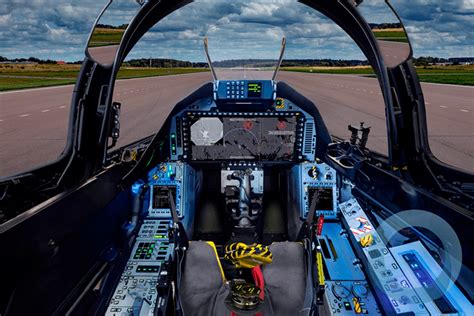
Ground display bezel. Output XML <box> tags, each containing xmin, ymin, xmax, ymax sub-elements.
<box><xmin>181</xmin><ymin>111</ymin><xmax>305</xmax><ymax>162</ymax></box>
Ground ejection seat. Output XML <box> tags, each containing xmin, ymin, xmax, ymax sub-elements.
<box><xmin>178</xmin><ymin>240</ymin><xmax>309</xmax><ymax>316</ymax></box>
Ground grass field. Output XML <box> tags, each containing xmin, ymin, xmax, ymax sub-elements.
<box><xmin>0</xmin><ymin>77</ymin><xmax>76</xmax><ymax>91</ymax></box>
<box><xmin>282</xmin><ymin>66</ymin><xmax>374</xmax><ymax>75</ymax></box>
<box><xmin>1</xmin><ymin>63</ymin><xmax>472</xmax><ymax>91</ymax></box>
<box><xmin>89</xmin><ymin>28</ymin><xmax>125</xmax><ymax>47</ymax></box>
<box><xmin>372</xmin><ymin>28</ymin><xmax>409</xmax><ymax>43</ymax></box>
<box><xmin>0</xmin><ymin>63</ymin><xmax>209</xmax><ymax>91</ymax></box>
<box><xmin>282</xmin><ymin>65</ymin><xmax>474</xmax><ymax>86</ymax></box>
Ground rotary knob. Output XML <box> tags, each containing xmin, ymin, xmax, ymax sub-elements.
<box><xmin>307</xmin><ymin>166</ymin><xmax>318</xmax><ymax>179</ymax></box>
<box><xmin>352</xmin><ymin>282</ymin><xmax>368</xmax><ymax>298</ymax></box>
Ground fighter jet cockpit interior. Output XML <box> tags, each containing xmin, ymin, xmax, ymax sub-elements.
<box><xmin>0</xmin><ymin>1</ymin><xmax>472</xmax><ymax>316</ymax></box>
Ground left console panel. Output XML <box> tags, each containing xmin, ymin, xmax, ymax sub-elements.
<box><xmin>106</xmin><ymin>162</ymin><xmax>199</xmax><ymax>315</ymax></box>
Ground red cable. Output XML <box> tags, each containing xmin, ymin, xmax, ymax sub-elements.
<box><xmin>251</xmin><ymin>266</ymin><xmax>265</xmax><ymax>316</ymax></box>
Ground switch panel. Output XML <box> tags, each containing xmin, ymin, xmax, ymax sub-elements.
<box><xmin>296</xmin><ymin>162</ymin><xmax>338</xmax><ymax>219</ymax></box>
<box><xmin>323</xmin><ymin>281</ymin><xmax>380</xmax><ymax>315</ymax></box>
<box><xmin>391</xmin><ymin>241</ymin><xmax>473</xmax><ymax>315</ymax></box>
<box><xmin>106</xmin><ymin>219</ymin><xmax>174</xmax><ymax>316</ymax></box>
<box><xmin>339</xmin><ymin>199</ymin><xmax>429</xmax><ymax>315</ymax></box>
<box><xmin>146</xmin><ymin>162</ymin><xmax>198</xmax><ymax>227</ymax></box>
<box><xmin>138</xmin><ymin>219</ymin><xmax>172</xmax><ymax>240</ymax></box>
<box><xmin>105</xmin><ymin>275</ymin><xmax>159</xmax><ymax>316</ymax></box>
<box><xmin>129</xmin><ymin>239</ymin><xmax>173</xmax><ymax>263</ymax></box>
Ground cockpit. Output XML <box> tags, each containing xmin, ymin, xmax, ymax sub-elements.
<box><xmin>99</xmin><ymin>69</ymin><xmax>472</xmax><ymax>314</ymax></box>
<box><xmin>0</xmin><ymin>1</ymin><xmax>472</xmax><ymax>316</ymax></box>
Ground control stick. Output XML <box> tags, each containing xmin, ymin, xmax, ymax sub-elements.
<box><xmin>229</xmin><ymin>169</ymin><xmax>254</xmax><ymax>227</ymax></box>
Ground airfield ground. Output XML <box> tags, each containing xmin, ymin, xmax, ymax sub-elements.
<box><xmin>1</xmin><ymin>70</ymin><xmax>472</xmax><ymax>177</ymax></box>
<box><xmin>0</xmin><ymin>64</ymin><xmax>208</xmax><ymax>91</ymax></box>
<box><xmin>282</xmin><ymin>64</ymin><xmax>474</xmax><ymax>86</ymax></box>
<box><xmin>0</xmin><ymin>63</ymin><xmax>473</xmax><ymax>91</ymax></box>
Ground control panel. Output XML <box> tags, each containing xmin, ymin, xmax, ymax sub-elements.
<box><xmin>138</xmin><ymin>219</ymin><xmax>172</xmax><ymax>239</ymax></box>
<box><xmin>391</xmin><ymin>241</ymin><xmax>473</xmax><ymax>315</ymax></box>
<box><xmin>106</xmin><ymin>276</ymin><xmax>159</xmax><ymax>316</ymax></box>
<box><xmin>146</xmin><ymin>163</ymin><xmax>199</xmax><ymax>233</ymax></box>
<box><xmin>323</xmin><ymin>281</ymin><xmax>380</xmax><ymax>315</ymax></box>
<box><xmin>293</xmin><ymin>162</ymin><xmax>338</xmax><ymax>219</ymax></box>
<box><xmin>215</xmin><ymin>80</ymin><xmax>276</xmax><ymax>101</ymax></box>
<box><xmin>318</xmin><ymin>222</ymin><xmax>380</xmax><ymax>315</ymax></box>
<box><xmin>339</xmin><ymin>198</ymin><xmax>429</xmax><ymax>315</ymax></box>
<box><xmin>106</xmin><ymin>219</ymin><xmax>174</xmax><ymax>316</ymax></box>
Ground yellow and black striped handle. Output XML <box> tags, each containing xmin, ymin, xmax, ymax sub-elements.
<box><xmin>224</xmin><ymin>242</ymin><xmax>273</xmax><ymax>268</ymax></box>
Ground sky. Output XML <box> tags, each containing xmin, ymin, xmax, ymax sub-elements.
<box><xmin>1</xmin><ymin>0</ymin><xmax>473</xmax><ymax>62</ymax></box>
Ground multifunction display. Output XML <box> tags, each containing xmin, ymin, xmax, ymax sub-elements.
<box><xmin>247</xmin><ymin>82</ymin><xmax>262</xmax><ymax>98</ymax></box>
<box><xmin>182</xmin><ymin>112</ymin><xmax>305</xmax><ymax>161</ymax></box>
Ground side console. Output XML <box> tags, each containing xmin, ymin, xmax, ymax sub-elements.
<box><xmin>339</xmin><ymin>198</ymin><xmax>429</xmax><ymax>315</ymax></box>
<box><xmin>318</xmin><ymin>222</ymin><xmax>381</xmax><ymax>315</ymax></box>
<box><xmin>106</xmin><ymin>220</ymin><xmax>174</xmax><ymax>316</ymax></box>
<box><xmin>106</xmin><ymin>162</ymin><xmax>199</xmax><ymax>315</ymax></box>
<box><xmin>391</xmin><ymin>241</ymin><xmax>473</xmax><ymax>315</ymax></box>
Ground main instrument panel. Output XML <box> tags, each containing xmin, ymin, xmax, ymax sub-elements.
<box><xmin>169</xmin><ymin>80</ymin><xmax>316</xmax><ymax>163</ymax></box>
<box><xmin>183</xmin><ymin>111</ymin><xmax>303</xmax><ymax>161</ymax></box>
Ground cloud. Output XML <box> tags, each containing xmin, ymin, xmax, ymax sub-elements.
<box><xmin>0</xmin><ymin>0</ymin><xmax>472</xmax><ymax>62</ymax></box>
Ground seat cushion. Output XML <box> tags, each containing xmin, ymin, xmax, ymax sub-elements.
<box><xmin>179</xmin><ymin>241</ymin><xmax>226</xmax><ymax>316</ymax></box>
<box><xmin>262</xmin><ymin>242</ymin><xmax>307</xmax><ymax>316</ymax></box>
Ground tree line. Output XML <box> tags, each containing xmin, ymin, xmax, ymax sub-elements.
<box><xmin>1</xmin><ymin>56</ymin><xmax>472</xmax><ymax>67</ymax></box>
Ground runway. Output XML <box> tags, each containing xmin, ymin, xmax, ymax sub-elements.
<box><xmin>0</xmin><ymin>71</ymin><xmax>472</xmax><ymax>176</ymax></box>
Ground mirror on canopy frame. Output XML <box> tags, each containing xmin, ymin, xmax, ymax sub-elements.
<box><xmin>86</xmin><ymin>0</ymin><xmax>143</xmax><ymax>66</ymax></box>
<box><xmin>356</xmin><ymin>0</ymin><xmax>412</xmax><ymax>68</ymax></box>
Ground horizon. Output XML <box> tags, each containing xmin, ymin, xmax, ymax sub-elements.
<box><xmin>1</xmin><ymin>1</ymin><xmax>473</xmax><ymax>63</ymax></box>
<box><xmin>1</xmin><ymin>55</ymin><xmax>473</xmax><ymax>65</ymax></box>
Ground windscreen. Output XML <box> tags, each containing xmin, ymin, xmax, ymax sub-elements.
<box><xmin>205</xmin><ymin>22</ymin><xmax>285</xmax><ymax>80</ymax></box>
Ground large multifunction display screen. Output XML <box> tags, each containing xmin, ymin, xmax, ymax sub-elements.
<box><xmin>185</xmin><ymin>113</ymin><xmax>302</xmax><ymax>161</ymax></box>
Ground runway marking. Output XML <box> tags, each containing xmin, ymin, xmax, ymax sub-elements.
<box><xmin>460</xmin><ymin>109</ymin><xmax>469</xmax><ymax>112</ymax></box>
<box><xmin>59</xmin><ymin>106</ymin><xmax>66</xmax><ymax>109</ymax></box>
<box><xmin>425</xmin><ymin>102</ymin><xmax>430</xmax><ymax>105</ymax></box>
<box><xmin>41</xmin><ymin>109</ymin><xmax>50</xmax><ymax>112</ymax></box>
<box><xmin>0</xmin><ymin>119</ymin><xmax>3</xmax><ymax>122</ymax></box>
<box><xmin>19</xmin><ymin>114</ymin><xmax>30</xmax><ymax>117</ymax></box>
<box><xmin>440</xmin><ymin>105</ymin><xmax>448</xmax><ymax>108</ymax></box>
